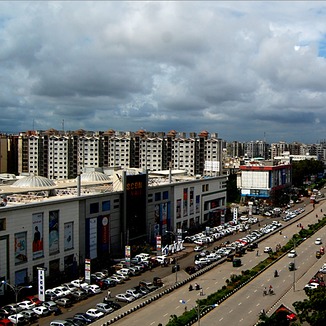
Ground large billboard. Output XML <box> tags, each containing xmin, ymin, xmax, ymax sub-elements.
<box><xmin>64</xmin><ymin>222</ymin><xmax>73</xmax><ymax>251</ymax></box>
<box><xmin>14</xmin><ymin>232</ymin><xmax>27</xmax><ymax>265</ymax></box>
<box><xmin>49</xmin><ymin>211</ymin><xmax>59</xmax><ymax>255</ymax></box>
<box><xmin>32</xmin><ymin>213</ymin><xmax>44</xmax><ymax>259</ymax></box>
<box><xmin>125</xmin><ymin>173</ymin><xmax>147</xmax><ymax>243</ymax></box>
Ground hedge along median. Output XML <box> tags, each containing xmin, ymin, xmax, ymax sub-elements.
<box><xmin>166</xmin><ymin>215</ymin><xmax>326</xmax><ymax>326</ymax></box>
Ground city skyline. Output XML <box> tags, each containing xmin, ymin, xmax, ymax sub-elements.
<box><xmin>1</xmin><ymin>1</ymin><xmax>326</xmax><ymax>143</ymax></box>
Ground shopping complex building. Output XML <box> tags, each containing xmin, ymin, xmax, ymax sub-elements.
<box><xmin>0</xmin><ymin>170</ymin><xmax>227</xmax><ymax>288</ymax></box>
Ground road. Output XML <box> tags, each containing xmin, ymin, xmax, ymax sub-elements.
<box><xmin>99</xmin><ymin>199</ymin><xmax>325</xmax><ymax>326</ymax></box>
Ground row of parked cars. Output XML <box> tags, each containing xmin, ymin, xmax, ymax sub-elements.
<box><xmin>185</xmin><ymin>220</ymin><xmax>283</xmax><ymax>274</ymax></box>
<box><xmin>184</xmin><ymin>217</ymin><xmax>259</xmax><ymax>246</ymax></box>
<box><xmin>0</xmin><ymin>296</ymin><xmax>63</xmax><ymax>326</ymax></box>
<box><xmin>282</xmin><ymin>207</ymin><xmax>305</xmax><ymax>221</ymax></box>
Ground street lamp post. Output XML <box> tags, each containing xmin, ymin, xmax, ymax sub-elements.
<box><xmin>1</xmin><ymin>280</ymin><xmax>32</xmax><ymax>324</ymax></box>
<box><xmin>180</xmin><ymin>300</ymin><xmax>218</xmax><ymax>326</ymax></box>
<box><xmin>166</xmin><ymin>230</ymin><xmax>179</xmax><ymax>283</ymax></box>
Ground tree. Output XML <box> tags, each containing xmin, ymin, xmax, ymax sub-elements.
<box><xmin>293</xmin><ymin>287</ymin><xmax>326</xmax><ymax>325</ymax></box>
<box><xmin>292</xmin><ymin>160</ymin><xmax>324</xmax><ymax>187</ymax></box>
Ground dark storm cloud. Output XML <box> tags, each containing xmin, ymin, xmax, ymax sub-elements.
<box><xmin>1</xmin><ymin>1</ymin><xmax>326</xmax><ymax>143</ymax></box>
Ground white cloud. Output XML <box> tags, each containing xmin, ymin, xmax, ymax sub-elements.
<box><xmin>0</xmin><ymin>1</ymin><xmax>326</xmax><ymax>143</ymax></box>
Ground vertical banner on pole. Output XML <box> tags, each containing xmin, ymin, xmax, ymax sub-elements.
<box><xmin>125</xmin><ymin>246</ymin><xmax>131</xmax><ymax>267</ymax></box>
<box><xmin>85</xmin><ymin>259</ymin><xmax>91</xmax><ymax>284</ymax></box>
<box><xmin>37</xmin><ymin>267</ymin><xmax>46</xmax><ymax>302</ymax></box>
<box><xmin>156</xmin><ymin>236</ymin><xmax>162</xmax><ymax>256</ymax></box>
<box><xmin>233</xmin><ymin>207</ymin><xmax>238</xmax><ymax>224</ymax></box>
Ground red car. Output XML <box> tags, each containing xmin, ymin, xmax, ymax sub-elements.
<box><xmin>286</xmin><ymin>313</ymin><xmax>297</xmax><ymax>321</ymax></box>
<box><xmin>25</xmin><ymin>296</ymin><xmax>42</xmax><ymax>306</ymax></box>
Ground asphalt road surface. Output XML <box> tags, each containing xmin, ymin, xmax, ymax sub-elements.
<box><xmin>99</xmin><ymin>200</ymin><xmax>325</xmax><ymax>326</ymax></box>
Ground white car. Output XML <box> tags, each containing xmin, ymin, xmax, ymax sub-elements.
<box><xmin>288</xmin><ymin>250</ymin><xmax>297</xmax><ymax>258</ymax></box>
<box><xmin>85</xmin><ymin>308</ymin><xmax>104</xmax><ymax>319</ymax></box>
<box><xmin>264</xmin><ymin>247</ymin><xmax>272</xmax><ymax>253</ymax></box>
<box><xmin>71</xmin><ymin>279</ymin><xmax>89</xmax><ymax>289</ymax></box>
<box><xmin>95</xmin><ymin>303</ymin><xmax>114</xmax><ymax>314</ymax></box>
<box><xmin>32</xmin><ymin>306</ymin><xmax>50</xmax><ymax>316</ymax></box>
<box><xmin>53</xmin><ymin>286</ymin><xmax>71</xmax><ymax>296</ymax></box>
<box><xmin>304</xmin><ymin>282</ymin><xmax>319</xmax><ymax>290</ymax></box>
<box><xmin>194</xmin><ymin>246</ymin><xmax>203</xmax><ymax>252</ymax></box>
<box><xmin>315</xmin><ymin>238</ymin><xmax>322</xmax><ymax>245</ymax></box>
<box><xmin>86</xmin><ymin>284</ymin><xmax>101</xmax><ymax>294</ymax></box>
<box><xmin>115</xmin><ymin>293</ymin><xmax>135</xmax><ymax>303</ymax></box>
<box><xmin>8</xmin><ymin>313</ymin><xmax>25</xmax><ymax>324</ymax></box>
<box><xmin>17</xmin><ymin>300</ymin><xmax>36</xmax><ymax>310</ymax></box>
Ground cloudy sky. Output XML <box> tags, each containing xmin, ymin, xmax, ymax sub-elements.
<box><xmin>1</xmin><ymin>1</ymin><xmax>326</xmax><ymax>144</ymax></box>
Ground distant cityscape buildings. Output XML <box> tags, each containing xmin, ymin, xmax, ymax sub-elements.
<box><xmin>0</xmin><ymin>129</ymin><xmax>325</xmax><ymax>178</ymax></box>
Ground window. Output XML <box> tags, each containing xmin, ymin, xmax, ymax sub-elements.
<box><xmin>0</xmin><ymin>218</ymin><xmax>6</xmax><ymax>231</ymax></box>
<box><xmin>90</xmin><ymin>202</ymin><xmax>99</xmax><ymax>214</ymax></box>
<box><xmin>163</xmin><ymin>191</ymin><xmax>169</xmax><ymax>200</ymax></box>
<box><xmin>155</xmin><ymin>192</ymin><xmax>161</xmax><ymax>201</ymax></box>
<box><xmin>102</xmin><ymin>200</ymin><xmax>110</xmax><ymax>211</ymax></box>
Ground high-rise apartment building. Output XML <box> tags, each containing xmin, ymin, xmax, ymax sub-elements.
<box><xmin>14</xmin><ymin>129</ymin><xmax>223</xmax><ymax>179</ymax></box>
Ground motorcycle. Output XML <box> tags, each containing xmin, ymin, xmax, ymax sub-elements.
<box><xmin>189</xmin><ymin>284</ymin><xmax>193</xmax><ymax>291</ymax></box>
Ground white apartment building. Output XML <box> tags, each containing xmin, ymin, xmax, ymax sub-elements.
<box><xmin>78</xmin><ymin>136</ymin><xmax>101</xmax><ymax>174</ymax></box>
<box><xmin>28</xmin><ymin>136</ymin><xmax>41</xmax><ymax>176</ymax></box>
<box><xmin>107</xmin><ymin>135</ymin><xmax>131</xmax><ymax>169</ymax></box>
<box><xmin>172</xmin><ymin>134</ymin><xmax>196</xmax><ymax>175</ymax></box>
<box><xmin>48</xmin><ymin>136</ymin><xmax>70</xmax><ymax>180</ymax></box>
<box><xmin>140</xmin><ymin>136</ymin><xmax>163</xmax><ymax>171</ymax></box>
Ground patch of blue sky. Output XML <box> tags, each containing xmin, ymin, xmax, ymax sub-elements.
<box><xmin>318</xmin><ymin>37</ymin><xmax>326</xmax><ymax>58</ymax></box>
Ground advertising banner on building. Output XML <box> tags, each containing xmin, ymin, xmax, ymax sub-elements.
<box><xmin>125</xmin><ymin>173</ymin><xmax>147</xmax><ymax>243</ymax></box>
<box><xmin>99</xmin><ymin>215</ymin><xmax>109</xmax><ymax>253</ymax></box>
<box><xmin>64</xmin><ymin>222</ymin><xmax>73</xmax><ymax>251</ymax></box>
<box><xmin>32</xmin><ymin>213</ymin><xmax>44</xmax><ymax>260</ymax></box>
<box><xmin>189</xmin><ymin>187</ymin><xmax>194</xmax><ymax>215</ymax></box>
<box><xmin>37</xmin><ymin>267</ymin><xmax>46</xmax><ymax>302</ymax></box>
<box><xmin>14</xmin><ymin>232</ymin><xmax>27</xmax><ymax>264</ymax></box>
<box><xmin>125</xmin><ymin>245</ymin><xmax>131</xmax><ymax>267</ymax></box>
<box><xmin>156</xmin><ymin>236</ymin><xmax>162</xmax><ymax>256</ymax></box>
<box><xmin>85</xmin><ymin>259</ymin><xmax>91</xmax><ymax>284</ymax></box>
<box><xmin>49</xmin><ymin>211</ymin><xmax>59</xmax><ymax>255</ymax></box>
<box><xmin>89</xmin><ymin>218</ymin><xmax>97</xmax><ymax>259</ymax></box>
<box><xmin>183</xmin><ymin>188</ymin><xmax>188</xmax><ymax>216</ymax></box>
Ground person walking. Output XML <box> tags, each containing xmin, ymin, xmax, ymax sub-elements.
<box><xmin>107</xmin><ymin>289</ymin><xmax>111</xmax><ymax>298</ymax></box>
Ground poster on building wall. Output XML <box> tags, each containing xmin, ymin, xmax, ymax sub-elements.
<box><xmin>89</xmin><ymin>218</ymin><xmax>98</xmax><ymax>259</ymax></box>
<box><xmin>99</xmin><ymin>215</ymin><xmax>109</xmax><ymax>253</ymax></box>
<box><xmin>125</xmin><ymin>245</ymin><xmax>130</xmax><ymax>267</ymax></box>
<box><xmin>156</xmin><ymin>236</ymin><xmax>162</xmax><ymax>256</ymax></box>
<box><xmin>162</xmin><ymin>202</ymin><xmax>168</xmax><ymax>231</ymax></box>
<box><xmin>14</xmin><ymin>232</ymin><xmax>27</xmax><ymax>264</ymax></box>
<box><xmin>176</xmin><ymin>199</ymin><xmax>181</xmax><ymax>219</ymax></box>
<box><xmin>196</xmin><ymin>195</ymin><xmax>200</xmax><ymax>214</ymax></box>
<box><xmin>189</xmin><ymin>187</ymin><xmax>194</xmax><ymax>215</ymax></box>
<box><xmin>49</xmin><ymin>211</ymin><xmax>59</xmax><ymax>255</ymax></box>
<box><xmin>0</xmin><ymin>238</ymin><xmax>8</xmax><ymax>293</ymax></box>
<box><xmin>32</xmin><ymin>213</ymin><xmax>44</xmax><ymax>259</ymax></box>
<box><xmin>125</xmin><ymin>173</ymin><xmax>147</xmax><ymax>242</ymax></box>
<box><xmin>183</xmin><ymin>188</ymin><xmax>188</xmax><ymax>216</ymax></box>
<box><xmin>64</xmin><ymin>222</ymin><xmax>73</xmax><ymax>251</ymax></box>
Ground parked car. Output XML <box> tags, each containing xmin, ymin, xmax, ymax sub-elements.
<box><xmin>115</xmin><ymin>293</ymin><xmax>135</xmax><ymax>303</ymax></box>
<box><xmin>102</xmin><ymin>298</ymin><xmax>122</xmax><ymax>310</ymax></box>
<box><xmin>17</xmin><ymin>300</ymin><xmax>35</xmax><ymax>310</ymax></box>
<box><xmin>86</xmin><ymin>284</ymin><xmax>101</xmax><ymax>295</ymax></box>
<box><xmin>0</xmin><ymin>318</ymin><xmax>13</xmax><ymax>326</ymax></box>
<box><xmin>25</xmin><ymin>296</ymin><xmax>42</xmax><ymax>306</ymax></box>
<box><xmin>20</xmin><ymin>310</ymin><xmax>38</xmax><ymax>323</ymax></box>
<box><xmin>85</xmin><ymin>309</ymin><xmax>104</xmax><ymax>320</ymax></box>
<box><xmin>264</xmin><ymin>247</ymin><xmax>272</xmax><ymax>253</ymax></box>
<box><xmin>95</xmin><ymin>303</ymin><xmax>114</xmax><ymax>315</ymax></box>
<box><xmin>50</xmin><ymin>320</ymin><xmax>73</xmax><ymax>326</ymax></box>
<box><xmin>55</xmin><ymin>298</ymin><xmax>73</xmax><ymax>308</ymax></box>
<box><xmin>42</xmin><ymin>301</ymin><xmax>58</xmax><ymax>312</ymax></box>
<box><xmin>64</xmin><ymin>318</ymin><xmax>85</xmax><ymax>326</ymax></box>
<box><xmin>7</xmin><ymin>314</ymin><xmax>25</xmax><ymax>325</ymax></box>
<box><xmin>126</xmin><ymin>288</ymin><xmax>143</xmax><ymax>299</ymax></box>
<box><xmin>73</xmin><ymin>313</ymin><xmax>96</xmax><ymax>324</ymax></box>
<box><xmin>32</xmin><ymin>306</ymin><xmax>50</xmax><ymax>317</ymax></box>
<box><xmin>70</xmin><ymin>290</ymin><xmax>88</xmax><ymax>301</ymax></box>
